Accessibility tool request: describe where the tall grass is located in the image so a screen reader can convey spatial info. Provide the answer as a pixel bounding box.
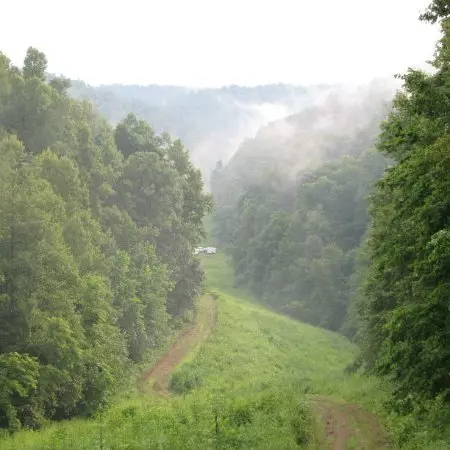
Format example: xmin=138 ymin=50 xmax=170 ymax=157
xmin=1 ymin=254 xmax=359 ymax=449
xmin=3 ymin=252 xmax=450 ymax=448
xmin=201 ymin=255 xmax=450 ymax=450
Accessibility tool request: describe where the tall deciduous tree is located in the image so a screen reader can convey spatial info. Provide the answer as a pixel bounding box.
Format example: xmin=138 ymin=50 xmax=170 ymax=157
xmin=22 ymin=47 xmax=47 ymax=81
xmin=358 ymin=2 xmax=450 ymax=407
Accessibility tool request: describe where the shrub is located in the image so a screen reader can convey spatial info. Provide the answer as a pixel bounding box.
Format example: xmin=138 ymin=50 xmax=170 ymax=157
xmin=170 ymin=365 xmax=203 ymax=394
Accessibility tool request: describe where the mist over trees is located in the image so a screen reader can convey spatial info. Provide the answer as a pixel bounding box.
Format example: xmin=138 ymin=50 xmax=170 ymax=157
xmin=211 ymin=83 xmax=393 ymax=333
xmin=210 ymin=0 xmax=450 ymax=433
xmin=1 ymin=0 xmax=450 ymax=443
xmin=69 ymin=81 xmax=388 ymax=186
xmin=0 ymin=48 xmax=211 ymax=431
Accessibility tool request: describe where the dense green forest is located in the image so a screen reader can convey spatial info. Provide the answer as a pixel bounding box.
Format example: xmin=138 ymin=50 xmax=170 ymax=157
xmin=358 ymin=0 xmax=450 ymax=415
xmin=0 ymin=48 xmax=211 ymax=431
xmin=69 ymin=81 xmax=336 ymax=184
xmin=69 ymin=80 xmax=397 ymax=185
xmin=211 ymin=83 xmax=392 ymax=334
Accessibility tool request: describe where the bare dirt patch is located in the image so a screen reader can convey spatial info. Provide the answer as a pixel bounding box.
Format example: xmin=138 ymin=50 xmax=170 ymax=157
xmin=140 ymin=294 xmax=217 ymax=395
xmin=311 ymin=396 xmax=391 ymax=450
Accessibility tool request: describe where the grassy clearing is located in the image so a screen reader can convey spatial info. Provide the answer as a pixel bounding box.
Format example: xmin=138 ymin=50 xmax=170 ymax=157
xmin=201 ymin=254 xmax=394 ymax=449
xmin=0 ymin=252 xmax=359 ymax=449
xmin=202 ymin=254 xmax=450 ymax=450
xmin=203 ymin=254 xmax=389 ymax=400
xmin=6 ymin=250 xmax=447 ymax=449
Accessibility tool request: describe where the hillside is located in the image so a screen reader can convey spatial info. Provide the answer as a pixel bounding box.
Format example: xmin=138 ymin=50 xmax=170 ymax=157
xmin=4 ymin=2 xmax=450 ymax=449
xmin=69 ymin=81 xmax=396 ymax=184
xmin=1 ymin=253 xmax=392 ymax=449
xmin=210 ymin=80 xmax=394 ymax=336
xmin=211 ymin=79 xmax=394 ymax=210
xmin=0 ymin=49 xmax=212 ymax=433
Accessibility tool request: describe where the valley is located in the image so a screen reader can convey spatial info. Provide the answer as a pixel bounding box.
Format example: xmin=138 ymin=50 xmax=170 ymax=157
xmin=1 ymin=254 xmax=392 ymax=449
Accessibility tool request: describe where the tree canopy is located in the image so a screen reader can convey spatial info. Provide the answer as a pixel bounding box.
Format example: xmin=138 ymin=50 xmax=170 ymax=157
xmin=211 ymin=89 xmax=390 ymax=333
xmin=357 ymin=4 xmax=450 ymax=408
xmin=0 ymin=47 xmax=212 ymax=431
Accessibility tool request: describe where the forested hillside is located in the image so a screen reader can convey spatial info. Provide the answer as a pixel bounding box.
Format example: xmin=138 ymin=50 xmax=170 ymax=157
xmin=0 ymin=254 xmax=392 ymax=450
xmin=0 ymin=48 xmax=211 ymax=431
xmin=357 ymin=0 xmax=450 ymax=417
xmin=211 ymin=82 xmax=393 ymax=334
xmin=70 ymin=81 xmax=394 ymax=185
xmin=70 ymin=82 xmax=336 ymax=184
xmin=3 ymin=0 xmax=450 ymax=446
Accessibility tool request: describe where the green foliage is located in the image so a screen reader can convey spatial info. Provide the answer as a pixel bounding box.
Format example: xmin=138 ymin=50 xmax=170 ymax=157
xmin=211 ymin=83 xmax=391 ymax=217
xmin=22 ymin=47 xmax=47 ymax=81
xmin=0 ymin=49 xmax=211 ymax=431
xmin=419 ymin=0 xmax=450 ymax=23
xmin=213 ymin=148 xmax=387 ymax=332
xmin=114 ymin=113 xmax=158 ymax=158
xmin=170 ymin=364 xmax=204 ymax=394
xmin=1 ymin=255 xmax=357 ymax=449
xmin=358 ymin=10 xmax=450 ymax=408
xmin=69 ymin=82 xmax=340 ymax=184
xmin=0 ymin=353 xmax=40 ymax=431
xmin=209 ymin=82 xmax=392 ymax=333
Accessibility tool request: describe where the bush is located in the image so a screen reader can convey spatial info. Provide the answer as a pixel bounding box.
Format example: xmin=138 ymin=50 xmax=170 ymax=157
xmin=170 ymin=365 xmax=203 ymax=394
xmin=0 ymin=353 xmax=41 ymax=431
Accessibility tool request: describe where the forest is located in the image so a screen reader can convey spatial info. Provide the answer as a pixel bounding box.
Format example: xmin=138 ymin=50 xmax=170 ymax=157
xmin=0 ymin=48 xmax=211 ymax=431
xmin=69 ymin=79 xmax=391 ymax=186
xmin=211 ymin=82 xmax=391 ymax=334
xmin=1 ymin=0 xmax=450 ymax=448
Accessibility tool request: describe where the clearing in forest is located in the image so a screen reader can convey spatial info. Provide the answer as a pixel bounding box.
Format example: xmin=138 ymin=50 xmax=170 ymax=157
xmin=0 ymin=254 xmax=392 ymax=449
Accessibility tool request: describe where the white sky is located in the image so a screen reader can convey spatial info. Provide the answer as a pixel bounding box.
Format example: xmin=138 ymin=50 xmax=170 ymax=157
xmin=1 ymin=0 xmax=441 ymax=87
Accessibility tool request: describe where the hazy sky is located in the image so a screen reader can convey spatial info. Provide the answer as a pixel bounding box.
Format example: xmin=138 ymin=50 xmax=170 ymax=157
xmin=1 ymin=0 xmax=440 ymax=87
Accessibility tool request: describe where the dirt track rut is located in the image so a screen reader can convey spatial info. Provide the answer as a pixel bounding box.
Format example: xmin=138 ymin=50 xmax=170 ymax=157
xmin=141 ymin=294 xmax=217 ymax=395
xmin=311 ymin=397 xmax=391 ymax=450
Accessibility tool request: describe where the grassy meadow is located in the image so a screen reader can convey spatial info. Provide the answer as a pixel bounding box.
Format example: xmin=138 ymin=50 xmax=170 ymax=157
xmin=5 ymin=252 xmax=446 ymax=449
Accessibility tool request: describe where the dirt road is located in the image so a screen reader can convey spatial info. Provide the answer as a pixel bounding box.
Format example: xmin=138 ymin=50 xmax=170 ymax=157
xmin=140 ymin=294 xmax=217 ymax=396
xmin=311 ymin=396 xmax=391 ymax=450
xmin=139 ymin=293 xmax=389 ymax=449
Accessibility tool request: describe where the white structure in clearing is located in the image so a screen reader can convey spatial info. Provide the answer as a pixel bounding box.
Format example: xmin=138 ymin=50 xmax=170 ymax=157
xmin=194 ymin=247 xmax=217 ymax=255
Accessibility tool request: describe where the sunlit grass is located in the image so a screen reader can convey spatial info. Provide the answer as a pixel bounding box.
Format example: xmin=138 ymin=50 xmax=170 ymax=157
xmin=6 ymin=251 xmax=448 ymax=449
xmin=1 ymin=253 xmax=362 ymax=449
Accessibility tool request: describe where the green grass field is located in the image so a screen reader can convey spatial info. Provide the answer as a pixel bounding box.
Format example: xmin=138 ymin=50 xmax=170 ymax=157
xmin=0 ymin=253 xmax=378 ymax=449
xmin=3 ymin=252 xmax=448 ymax=449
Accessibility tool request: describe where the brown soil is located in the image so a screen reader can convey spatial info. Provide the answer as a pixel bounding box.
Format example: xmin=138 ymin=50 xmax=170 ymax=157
xmin=311 ymin=397 xmax=392 ymax=450
xmin=139 ymin=294 xmax=217 ymax=396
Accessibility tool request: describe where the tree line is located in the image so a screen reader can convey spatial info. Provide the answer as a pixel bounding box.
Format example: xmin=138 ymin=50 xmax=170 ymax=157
xmin=69 ymin=79 xmax=348 ymax=186
xmin=0 ymin=48 xmax=211 ymax=431
xmin=357 ymin=0 xmax=450 ymax=412
xmin=212 ymin=85 xmax=391 ymax=334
